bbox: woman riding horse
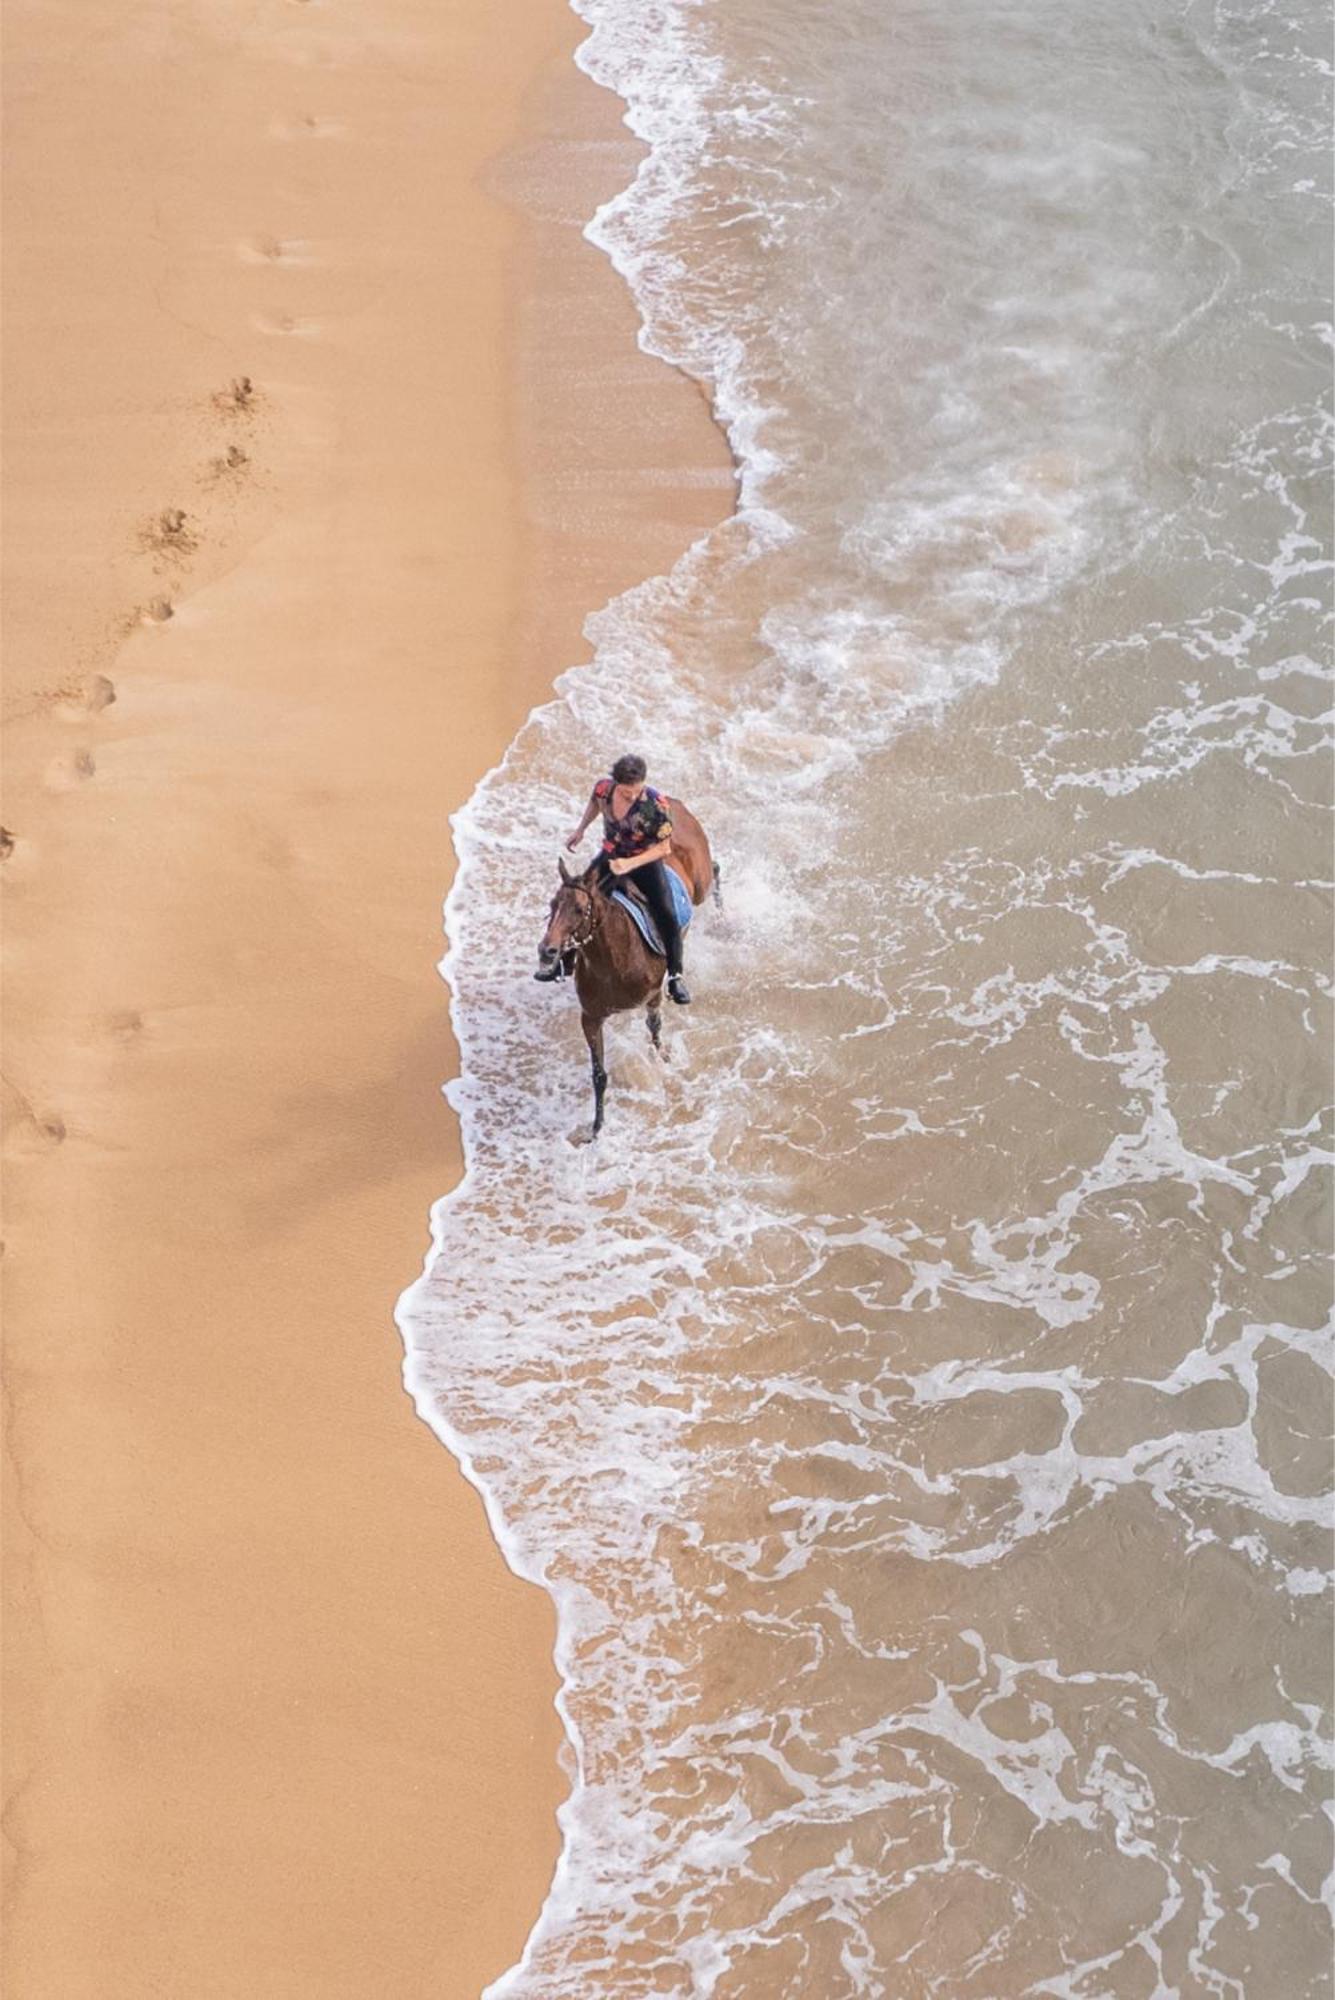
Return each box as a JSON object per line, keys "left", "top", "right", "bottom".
{"left": 537, "top": 753, "right": 692, "bottom": 1004}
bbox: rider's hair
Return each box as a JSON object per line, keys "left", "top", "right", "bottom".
{"left": 611, "top": 753, "right": 648, "bottom": 784}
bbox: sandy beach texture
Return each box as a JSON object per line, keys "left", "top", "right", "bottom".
{"left": 2, "top": 1, "right": 729, "bottom": 1996}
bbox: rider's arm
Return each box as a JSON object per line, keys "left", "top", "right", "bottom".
{"left": 566, "top": 790, "right": 602, "bottom": 850}
{"left": 608, "top": 837, "right": 673, "bottom": 875}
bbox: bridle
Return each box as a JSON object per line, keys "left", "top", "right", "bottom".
{"left": 551, "top": 877, "right": 607, "bottom": 965}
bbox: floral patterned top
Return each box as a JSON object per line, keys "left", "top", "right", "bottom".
{"left": 593, "top": 778, "right": 674, "bottom": 860}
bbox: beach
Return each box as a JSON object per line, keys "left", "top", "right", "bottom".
{"left": 2, "top": 2, "right": 729, "bottom": 1994}
{"left": 7, "top": 0, "right": 1330, "bottom": 1990}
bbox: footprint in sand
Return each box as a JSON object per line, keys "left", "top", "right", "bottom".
{"left": 138, "top": 507, "right": 199, "bottom": 562}
{"left": 105, "top": 1009, "right": 145, "bottom": 1045}
{"left": 238, "top": 236, "right": 314, "bottom": 266}
{"left": 211, "top": 375, "right": 260, "bottom": 418}
{"left": 0, "top": 827, "right": 41, "bottom": 886}
{"left": 54, "top": 674, "right": 116, "bottom": 720}
{"left": 118, "top": 598, "right": 174, "bottom": 639}
{"left": 45, "top": 749, "right": 96, "bottom": 790}
{"left": 252, "top": 310, "right": 320, "bottom": 339}
{"left": 270, "top": 114, "right": 345, "bottom": 141}
{"left": 2, "top": 1102, "right": 68, "bottom": 1159}
{"left": 203, "top": 444, "right": 251, "bottom": 485}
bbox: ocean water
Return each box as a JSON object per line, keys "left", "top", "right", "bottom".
{"left": 399, "top": 0, "right": 1334, "bottom": 1992}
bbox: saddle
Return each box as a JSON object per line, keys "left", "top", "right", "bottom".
{"left": 609, "top": 866, "right": 693, "bottom": 959}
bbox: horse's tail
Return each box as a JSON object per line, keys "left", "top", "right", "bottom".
{"left": 711, "top": 859, "right": 723, "bottom": 912}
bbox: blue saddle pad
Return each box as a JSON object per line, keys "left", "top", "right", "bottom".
{"left": 611, "top": 868, "right": 693, "bottom": 957}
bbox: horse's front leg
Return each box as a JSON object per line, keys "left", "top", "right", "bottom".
{"left": 582, "top": 1012, "right": 608, "bottom": 1137}
{"left": 646, "top": 988, "right": 666, "bottom": 1060}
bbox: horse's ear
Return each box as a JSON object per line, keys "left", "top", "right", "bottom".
{"left": 558, "top": 854, "right": 574, "bottom": 885}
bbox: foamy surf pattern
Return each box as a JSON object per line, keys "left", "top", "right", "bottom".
{"left": 399, "top": 0, "right": 1332, "bottom": 1990}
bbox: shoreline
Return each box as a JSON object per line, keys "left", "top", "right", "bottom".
{"left": 3, "top": 0, "right": 732, "bottom": 1991}
{"left": 401, "top": 21, "right": 738, "bottom": 1983}
{"left": 0, "top": 2, "right": 731, "bottom": 1994}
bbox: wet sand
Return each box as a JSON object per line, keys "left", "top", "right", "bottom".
{"left": 2, "top": 1, "right": 728, "bottom": 1995}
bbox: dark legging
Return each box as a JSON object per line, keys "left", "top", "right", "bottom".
{"left": 618, "top": 858, "right": 684, "bottom": 975}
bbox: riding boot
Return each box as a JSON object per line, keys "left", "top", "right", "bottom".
{"left": 663, "top": 911, "right": 689, "bottom": 1003}
{"left": 534, "top": 949, "right": 576, "bottom": 983}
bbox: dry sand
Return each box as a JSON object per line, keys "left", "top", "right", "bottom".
{"left": 2, "top": 1, "right": 729, "bottom": 1996}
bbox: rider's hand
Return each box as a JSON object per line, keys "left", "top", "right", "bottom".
{"left": 607, "top": 856, "right": 631, "bottom": 876}
{"left": 565, "top": 829, "right": 583, "bottom": 852}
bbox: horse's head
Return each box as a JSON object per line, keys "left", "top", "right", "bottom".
{"left": 536, "top": 856, "right": 602, "bottom": 973}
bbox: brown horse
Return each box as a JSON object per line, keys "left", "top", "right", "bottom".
{"left": 537, "top": 805, "right": 718, "bottom": 1138}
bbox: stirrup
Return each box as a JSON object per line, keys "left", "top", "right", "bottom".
{"left": 667, "top": 974, "right": 692, "bottom": 1005}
